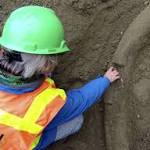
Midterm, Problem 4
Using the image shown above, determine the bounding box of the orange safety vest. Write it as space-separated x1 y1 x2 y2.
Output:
0 78 66 150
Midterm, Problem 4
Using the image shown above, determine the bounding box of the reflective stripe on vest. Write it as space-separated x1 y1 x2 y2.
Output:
0 88 66 134
0 78 67 150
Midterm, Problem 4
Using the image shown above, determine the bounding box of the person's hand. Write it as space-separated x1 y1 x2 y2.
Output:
104 67 120 83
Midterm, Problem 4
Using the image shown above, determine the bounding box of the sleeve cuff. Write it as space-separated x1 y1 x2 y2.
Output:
102 76 111 84
96 75 111 89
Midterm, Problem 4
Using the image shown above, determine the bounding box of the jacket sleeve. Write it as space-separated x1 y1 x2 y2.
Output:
36 76 110 149
48 76 110 128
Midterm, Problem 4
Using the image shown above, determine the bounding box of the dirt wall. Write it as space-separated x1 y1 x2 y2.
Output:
0 0 150 150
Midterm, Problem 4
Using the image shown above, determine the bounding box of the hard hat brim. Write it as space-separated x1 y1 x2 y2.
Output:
0 37 71 54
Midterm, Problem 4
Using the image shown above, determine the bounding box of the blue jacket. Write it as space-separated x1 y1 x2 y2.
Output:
0 76 110 149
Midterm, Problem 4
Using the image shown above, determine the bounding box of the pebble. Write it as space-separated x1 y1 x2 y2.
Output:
137 114 140 119
144 0 149 6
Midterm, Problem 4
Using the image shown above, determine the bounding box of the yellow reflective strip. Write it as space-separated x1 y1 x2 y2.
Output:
24 89 66 123
58 90 66 100
0 109 43 134
30 135 41 150
46 78 55 85
0 86 66 135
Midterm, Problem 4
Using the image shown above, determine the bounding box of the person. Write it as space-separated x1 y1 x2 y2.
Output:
0 5 120 150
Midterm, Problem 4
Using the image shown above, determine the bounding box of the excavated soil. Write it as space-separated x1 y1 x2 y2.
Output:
1 0 150 150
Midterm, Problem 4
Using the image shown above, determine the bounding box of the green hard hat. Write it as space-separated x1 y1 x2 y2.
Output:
0 6 70 54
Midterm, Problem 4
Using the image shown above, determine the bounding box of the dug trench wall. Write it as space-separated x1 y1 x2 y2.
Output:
105 3 150 150
0 0 150 150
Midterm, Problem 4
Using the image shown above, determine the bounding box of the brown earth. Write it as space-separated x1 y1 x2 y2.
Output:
1 0 150 150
